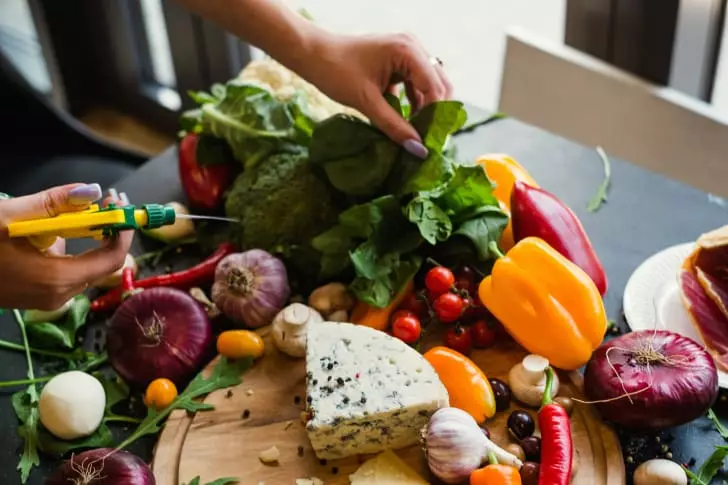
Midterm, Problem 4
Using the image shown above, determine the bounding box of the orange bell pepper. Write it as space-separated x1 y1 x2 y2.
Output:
476 154 539 251
423 346 496 423
470 453 522 485
478 237 607 370
351 280 414 331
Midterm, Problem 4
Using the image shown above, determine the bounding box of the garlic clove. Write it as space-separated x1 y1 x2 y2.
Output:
258 445 280 464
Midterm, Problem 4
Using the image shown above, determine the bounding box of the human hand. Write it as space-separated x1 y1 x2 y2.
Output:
299 31 453 159
0 183 134 310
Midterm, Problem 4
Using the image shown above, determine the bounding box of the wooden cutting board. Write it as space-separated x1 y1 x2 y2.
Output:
151 326 625 485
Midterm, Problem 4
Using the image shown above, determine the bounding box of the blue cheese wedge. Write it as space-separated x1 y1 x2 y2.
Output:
305 322 449 460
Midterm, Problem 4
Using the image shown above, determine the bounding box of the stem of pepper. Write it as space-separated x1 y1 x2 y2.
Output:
488 241 505 259
541 366 556 408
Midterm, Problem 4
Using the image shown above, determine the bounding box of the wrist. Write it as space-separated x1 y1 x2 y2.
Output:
278 17 333 74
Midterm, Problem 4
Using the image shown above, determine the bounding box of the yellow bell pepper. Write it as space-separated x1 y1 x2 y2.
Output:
478 237 607 370
477 154 539 251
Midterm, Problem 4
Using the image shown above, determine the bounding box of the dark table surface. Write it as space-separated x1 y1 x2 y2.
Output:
2 116 728 484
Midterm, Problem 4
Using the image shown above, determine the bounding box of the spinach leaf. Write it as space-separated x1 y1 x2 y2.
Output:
309 115 399 196
385 93 405 118
406 197 452 245
100 375 131 412
195 134 235 167
411 101 468 152
437 164 499 217
25 295 89 350
350 254 422 308
37 424 114 457
453 208 509 260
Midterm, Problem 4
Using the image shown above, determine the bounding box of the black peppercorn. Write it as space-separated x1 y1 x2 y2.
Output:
331 467 339 475
242 409 250 419
297 446 304 457
294 396 301 405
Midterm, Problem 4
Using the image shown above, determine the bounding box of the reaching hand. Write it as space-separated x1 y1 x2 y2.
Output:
298 32 453 159
0 183 133 310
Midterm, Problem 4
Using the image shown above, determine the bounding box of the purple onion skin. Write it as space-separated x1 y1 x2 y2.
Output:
107 287 212 388
211 250 290 328
46 449 155 485
584 329 718 429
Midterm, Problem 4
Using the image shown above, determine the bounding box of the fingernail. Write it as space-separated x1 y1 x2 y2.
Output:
108 188 119 200
403 139 428 159
120 192 130 205
68 183 102 205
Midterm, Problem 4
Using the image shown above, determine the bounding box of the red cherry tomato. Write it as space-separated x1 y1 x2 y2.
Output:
471 320 497 348
392 315 422 344
454 265 476 294
443 325 473 354
433 293 465 323
399 293 427 318
425 266 455 296
391 309 417 323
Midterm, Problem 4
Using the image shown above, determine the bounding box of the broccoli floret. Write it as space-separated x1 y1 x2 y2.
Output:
224 150 340 252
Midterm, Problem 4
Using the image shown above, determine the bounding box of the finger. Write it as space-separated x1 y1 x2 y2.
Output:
401 46 446 107
364 84 428 159
405 81 423 113
46 237 66 256
0 183 102 223
56 230 133 286
434 63 454 99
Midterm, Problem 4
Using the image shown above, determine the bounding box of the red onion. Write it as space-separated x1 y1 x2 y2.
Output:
46 449 154 485
584 329 718 429
107 287 212 388
211 250 290 328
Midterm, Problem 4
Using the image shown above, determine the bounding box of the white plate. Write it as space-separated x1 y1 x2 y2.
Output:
623 242 728 388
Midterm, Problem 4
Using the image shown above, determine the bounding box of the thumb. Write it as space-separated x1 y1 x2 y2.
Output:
0 183 102 222
364 87 429 160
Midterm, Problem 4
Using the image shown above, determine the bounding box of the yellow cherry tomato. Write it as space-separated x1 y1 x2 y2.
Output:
217 330 265 359
144 378 178 409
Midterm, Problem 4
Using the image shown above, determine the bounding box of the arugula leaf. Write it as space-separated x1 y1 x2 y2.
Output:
12 310 40 483
685 445 728 484
25 295 89 349
184 477 239 485
709 409 728 440
587 146 611 213
37 424 113 457
454 208 509 260
114 357 251 452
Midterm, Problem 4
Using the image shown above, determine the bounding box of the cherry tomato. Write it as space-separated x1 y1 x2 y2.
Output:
425 266 455 296
443 325 473 354
144 378 178 409
462 304 490 323
392 315 422 344
392 309 417 322
471 320 497 348
454 265 476 294
399 292 427 318
433 293 465 323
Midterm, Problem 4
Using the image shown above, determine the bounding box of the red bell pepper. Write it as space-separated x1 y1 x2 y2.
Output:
511 181 608 296
178 133 236 210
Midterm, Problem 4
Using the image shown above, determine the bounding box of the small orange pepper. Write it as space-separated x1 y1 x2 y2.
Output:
476 154 539 251
144 378 178 409
217 330 265 359
423 346 496 423
351 280 414 331
470 452 522 485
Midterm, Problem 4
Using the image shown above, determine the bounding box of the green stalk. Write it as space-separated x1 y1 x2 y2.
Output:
0 339 77 360
0 376 52 388
0 352 107 389
13 311 36 385
104 415 144 425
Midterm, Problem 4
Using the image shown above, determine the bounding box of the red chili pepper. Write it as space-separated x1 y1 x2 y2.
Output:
179 133 237 210
91 242 235 313
538 367 573 485
511 181 608 296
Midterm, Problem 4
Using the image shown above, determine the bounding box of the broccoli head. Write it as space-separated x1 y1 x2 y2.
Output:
224 150 340 252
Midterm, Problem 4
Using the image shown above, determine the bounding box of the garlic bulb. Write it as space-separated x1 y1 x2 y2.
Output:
272 303 323 357
423 407 522 484
633 459 687 485
509 354 560 407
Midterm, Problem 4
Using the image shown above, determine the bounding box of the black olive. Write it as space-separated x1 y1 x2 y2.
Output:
488 378 511 412
507 410 535 440
520 462 540 485
520 436 541 462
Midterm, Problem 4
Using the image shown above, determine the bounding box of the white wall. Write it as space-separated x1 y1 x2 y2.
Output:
285 0 566 110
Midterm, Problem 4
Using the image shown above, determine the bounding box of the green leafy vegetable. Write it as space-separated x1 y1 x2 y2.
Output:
114 357 251 452
25 295 89 350
709 408 728 440
184 477 239 485
587 146 611 213
453 208 509 261
37 424 113 457
685 445 728 485
12 310 40 483
453 111 507 135
195 134 235 167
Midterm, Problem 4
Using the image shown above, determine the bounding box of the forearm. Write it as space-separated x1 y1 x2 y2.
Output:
175 0 328 71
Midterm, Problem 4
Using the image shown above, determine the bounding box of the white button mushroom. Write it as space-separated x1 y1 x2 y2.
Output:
39 371 106 440
508 354 560 408
633 459 687 485
271 303 323 358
